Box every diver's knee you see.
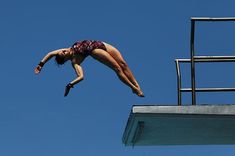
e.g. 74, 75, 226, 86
113, 65, 122, 73
119, 61, 128, 69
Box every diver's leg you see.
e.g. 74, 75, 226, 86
104, 43, 141, 90
91, 49, 144, 97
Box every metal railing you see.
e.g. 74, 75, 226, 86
176, 17, 235, 106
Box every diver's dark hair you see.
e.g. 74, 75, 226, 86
55, 54, 66, 65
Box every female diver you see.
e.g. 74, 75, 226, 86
34, 40, 144, 97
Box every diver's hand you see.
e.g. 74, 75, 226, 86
64, 83, 74, 97
34, 62, 44, 74
34, 65, 42, 74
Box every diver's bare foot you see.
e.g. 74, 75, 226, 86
137, 90, 145, 97
132, 88, 145, 97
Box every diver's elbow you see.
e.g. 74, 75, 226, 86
80, 76, 84, 81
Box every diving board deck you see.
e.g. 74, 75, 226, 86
122, 105, 235, 146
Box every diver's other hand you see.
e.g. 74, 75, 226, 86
64, 83, 74, 97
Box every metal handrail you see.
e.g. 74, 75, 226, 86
190, 17, 235, 105
175, 60, 182, 105
191, 17, 235, 21
175, 17, 235, 105
175, 57, 235, 105
178, 56, 235, 63
181, 88, 235, 92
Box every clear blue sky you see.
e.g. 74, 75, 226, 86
1, 0, 235, 155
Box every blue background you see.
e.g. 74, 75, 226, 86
1, 0, 235, 155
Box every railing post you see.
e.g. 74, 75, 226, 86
191, 19, 196, 105
175, 60, 182, 106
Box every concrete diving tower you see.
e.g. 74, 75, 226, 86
121, 17, 235, 146
122, 105, 235, 146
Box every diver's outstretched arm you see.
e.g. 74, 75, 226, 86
64, 63, 84, 96
34, 50, 61, 74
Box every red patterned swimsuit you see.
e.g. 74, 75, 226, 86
71, 40, 107, 57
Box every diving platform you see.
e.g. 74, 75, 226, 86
122, 105, 235, 146
122, 17, 235, 146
